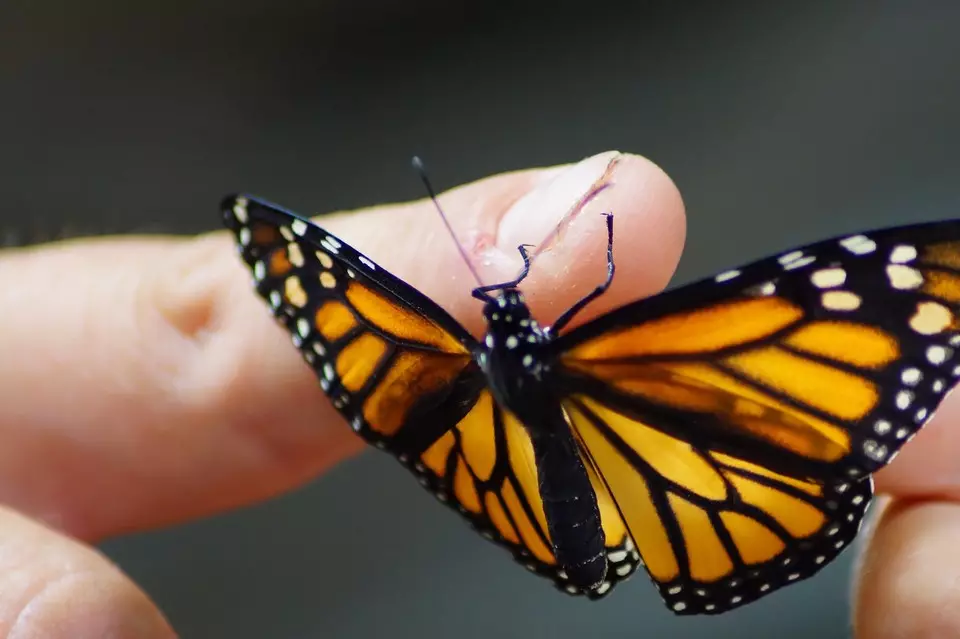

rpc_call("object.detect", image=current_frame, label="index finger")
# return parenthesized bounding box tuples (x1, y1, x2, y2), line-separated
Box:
(0, 151, 686, 541)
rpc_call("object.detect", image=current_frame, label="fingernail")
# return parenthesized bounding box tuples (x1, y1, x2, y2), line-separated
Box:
(496, 150, 623, 254)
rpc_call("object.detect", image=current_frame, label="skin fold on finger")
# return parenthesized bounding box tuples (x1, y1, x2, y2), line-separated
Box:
(0, 151, 686, 541)
(0, 505, 174, 639)
(853, 499, 960, 639)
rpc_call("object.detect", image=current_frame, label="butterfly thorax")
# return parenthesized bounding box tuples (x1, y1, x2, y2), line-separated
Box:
(477, 288, 607, 590)
(478, 289, 550, 412)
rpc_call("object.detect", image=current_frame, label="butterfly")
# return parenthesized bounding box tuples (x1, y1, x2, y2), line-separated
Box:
(222, 184, 960, 615)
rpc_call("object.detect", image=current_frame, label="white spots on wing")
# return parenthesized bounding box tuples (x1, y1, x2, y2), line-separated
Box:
(715, 269, 740, 282)
(485, 335, 495, 348)
(359, 255, 377, 270)
(323, 363, 335, 381)
(522, 354, 534, 367)
(914, 407, 929, 423)
(811, 267, 847, 289)
(927, 345, 951, 365)
(296, 317, 311, 338)
(268, 290, 282, 309)
(325, 235, 342, 249)
(840, 234, 877, 255)
(608, 549, 628, 563)
(253, 260, 266, 281)
(895, 390, 914, 410)
(232, 198, 249, 224)
(933, 379, 946, 393)
(506, 336, 519, 349)
(615, 563, 632, 577)
(320, 238, 339, 254)
(291, 219, 308, 236)
(784, 255, 816, 270)
(730, 595, 742, 605)
(778, 250, 804, 266)
(315, 251, 334, 269)
(890, 244, 918, 264)
(821, 290, 862, 311)
(901, 368, 922, 386)
(351, 416, 363, 432)
(238, 226, 251, 246)
(672, 602, 687, 612)
(287, 242, 305, 268)
(747, 281, 777, 297)
(895, 427, 911, 440)
(862, 439, 888, 462)
(851, 495, 865, 506)
(595, 581, 612, 596)
(279, 225, 294, 242)
(910, 301, 953, 335)
(320, 271, 337, 289)
(759, 583, 771, 592)
(874, 419, 891, 435)
(705, 604, 716, 612)
(887, 264, 924, 290)
(313, 341, 326, 356)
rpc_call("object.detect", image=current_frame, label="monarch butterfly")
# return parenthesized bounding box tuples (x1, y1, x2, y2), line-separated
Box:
(222, 173, 960, 615)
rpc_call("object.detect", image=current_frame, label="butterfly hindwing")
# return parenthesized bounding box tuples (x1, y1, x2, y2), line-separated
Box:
(414, 390, 642, 597)
(551, 219, 960, 611)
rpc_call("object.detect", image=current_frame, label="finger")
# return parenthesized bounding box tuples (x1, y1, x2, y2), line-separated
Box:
(0, 151, 687, 540)
(0, 506, 174, 638)
(853, 499, 960, 638)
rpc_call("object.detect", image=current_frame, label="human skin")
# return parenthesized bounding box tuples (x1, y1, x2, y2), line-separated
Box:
(0, 151, 954, 637)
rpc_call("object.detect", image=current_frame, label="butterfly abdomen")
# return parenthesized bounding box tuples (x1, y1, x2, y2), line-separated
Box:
(529, 422, 607, 590)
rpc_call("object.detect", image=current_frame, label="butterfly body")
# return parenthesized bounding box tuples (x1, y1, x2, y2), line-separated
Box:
(224, 192, 960, 616)
(477, 288, 607, 589)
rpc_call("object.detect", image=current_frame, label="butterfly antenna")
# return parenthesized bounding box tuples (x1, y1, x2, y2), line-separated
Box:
(412, 156, 486, 288)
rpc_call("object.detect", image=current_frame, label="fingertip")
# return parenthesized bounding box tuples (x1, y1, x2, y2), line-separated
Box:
(496, 151, 687, 327)
(0, 508, 176, 639)
(853, 500, 960, 638)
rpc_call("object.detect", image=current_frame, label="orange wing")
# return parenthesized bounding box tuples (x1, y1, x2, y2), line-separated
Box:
(549, 220, 960, 612)
(222, 194, 639, 596)
(415, 390, 641, 598)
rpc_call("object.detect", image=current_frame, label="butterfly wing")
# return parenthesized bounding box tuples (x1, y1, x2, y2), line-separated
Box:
(549, 219, 960, 613)
(416, 389, 642, 597)
(222, 195, 639, 593)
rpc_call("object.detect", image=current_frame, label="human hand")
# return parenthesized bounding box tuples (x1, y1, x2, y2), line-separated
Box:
(0, 151, 952, 637)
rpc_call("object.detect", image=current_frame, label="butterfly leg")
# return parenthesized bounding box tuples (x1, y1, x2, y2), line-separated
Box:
(548, 213, 615, 335)
(472, 244, 536, 301)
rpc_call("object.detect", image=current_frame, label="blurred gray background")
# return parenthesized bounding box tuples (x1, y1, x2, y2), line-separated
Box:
(3, 1, 959, 637)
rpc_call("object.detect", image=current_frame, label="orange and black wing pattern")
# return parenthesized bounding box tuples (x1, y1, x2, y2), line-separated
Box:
(551, 220, 960, 613)
(221, 195, 639, 593)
